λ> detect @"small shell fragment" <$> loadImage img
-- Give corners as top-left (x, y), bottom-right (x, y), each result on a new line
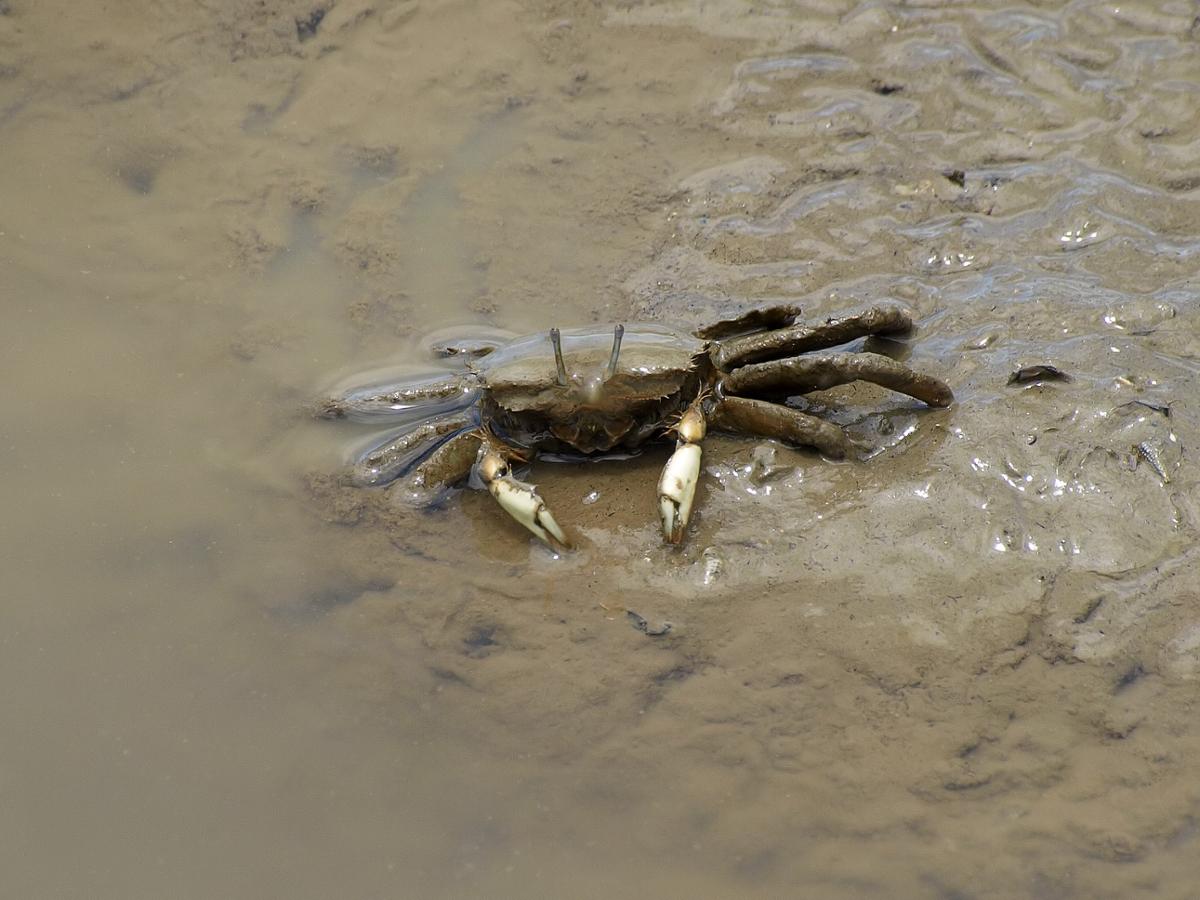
top-left (1114, 399), bottom-right (1170, 418)
top-left (701, 547), bottom-right (724, 585)
top-left (626, 610), bottom-right (673, 636)
top-left (1007, 365), bottom-right (1072, 386)
top-left (1133, 441), bottom-right (1173, 484)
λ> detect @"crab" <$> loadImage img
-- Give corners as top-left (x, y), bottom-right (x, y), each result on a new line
top-left (319, 303), bottom-right (953, 549)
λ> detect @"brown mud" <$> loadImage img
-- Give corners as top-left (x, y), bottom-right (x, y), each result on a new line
top-left (3, 1), bottom-right (1200, 897)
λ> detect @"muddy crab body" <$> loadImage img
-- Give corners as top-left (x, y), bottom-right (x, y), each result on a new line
top-left (320, 305), bottom-right (953, 548)
top-left (479, 324), bottom-right (709, 455)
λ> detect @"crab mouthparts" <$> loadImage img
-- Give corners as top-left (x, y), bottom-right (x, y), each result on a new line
top-left (580, 373), bottom-right (608, 403)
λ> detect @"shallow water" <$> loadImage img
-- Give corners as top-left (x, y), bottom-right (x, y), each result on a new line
top-left (4, 1), bottom-right (1200, 897)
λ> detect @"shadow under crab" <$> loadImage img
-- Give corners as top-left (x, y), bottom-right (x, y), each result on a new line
top-left (318, 304), bottom-right (953, 549)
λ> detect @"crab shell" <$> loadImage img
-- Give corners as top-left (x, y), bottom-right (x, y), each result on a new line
top-left (471, 324), bottom-right (712, 454)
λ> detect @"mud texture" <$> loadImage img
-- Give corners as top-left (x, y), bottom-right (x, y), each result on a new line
top-left (3, 2), bottom-right (1200, 899)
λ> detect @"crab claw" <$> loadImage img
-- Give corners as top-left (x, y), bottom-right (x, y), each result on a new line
top-left (489, 475), bottom-right (570, 549)
top-left (658, 443), bottom-right (702, 544)
top-left (477, 444), bottom-right (570, 550)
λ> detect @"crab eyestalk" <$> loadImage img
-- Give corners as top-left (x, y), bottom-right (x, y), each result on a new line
top-left (477, 444), bottom-right (570, 550)
top-left (549, 327), bottom-right (568, 386)
top-left (604, 324), bottom-right (625, 381)
top-left (658, 398), bottom-right (706, 544)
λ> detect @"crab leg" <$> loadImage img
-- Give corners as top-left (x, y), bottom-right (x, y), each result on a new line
top-left (714, 305), bottom-right (913, 370)
top-left (711, 395), bottom-right (850, 459)
top-left (351, 412), bottom-right (477, 486)
top-left (658, 398), bottom-right (707, 544)
top-left (694, 302), bottom-right (803, 340)
top-left (722, 352), bottom-right (954, 408)
top-left (710, 396), bottom-right (854, 460)
top-left (391, 429), bottom-right (484, 507)
top-left (476, 441), bottom-right (570, 550)
top-left (317, 372), bottom-right (480, 421)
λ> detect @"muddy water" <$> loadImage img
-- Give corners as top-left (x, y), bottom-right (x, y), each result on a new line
top-left (3, 1), bottom-right (1200, 897)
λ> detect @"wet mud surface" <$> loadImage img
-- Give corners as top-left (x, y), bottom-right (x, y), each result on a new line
top-left (3, 1), bottom-right (1200, 897)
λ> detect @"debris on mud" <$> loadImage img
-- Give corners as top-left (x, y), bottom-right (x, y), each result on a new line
top-left (626, 610), bottom-right (673, 637)
top-left (1007, 364), bottom-right (1072, 386)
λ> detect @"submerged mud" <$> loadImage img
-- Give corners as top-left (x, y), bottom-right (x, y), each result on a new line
top-left (3, 1), bottom-right (1200, 898)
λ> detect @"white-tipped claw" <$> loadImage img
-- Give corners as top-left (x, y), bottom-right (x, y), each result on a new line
top-left (489, 475), bottom-right (570, 549)
top-left (658, 443), bottom-right (702, 544)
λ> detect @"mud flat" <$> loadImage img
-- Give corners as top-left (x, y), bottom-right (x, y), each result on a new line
top-left (2, 2), bottom-right (1199, 897)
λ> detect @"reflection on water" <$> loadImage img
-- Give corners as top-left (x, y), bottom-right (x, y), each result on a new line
top-left (3, 1), bottom-right (1200, 897)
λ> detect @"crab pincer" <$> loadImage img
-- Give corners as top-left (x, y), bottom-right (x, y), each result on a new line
top-left (477, 442), bottom-right (571, 550)
top-left (658, 398), bottom-right (706, 544)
